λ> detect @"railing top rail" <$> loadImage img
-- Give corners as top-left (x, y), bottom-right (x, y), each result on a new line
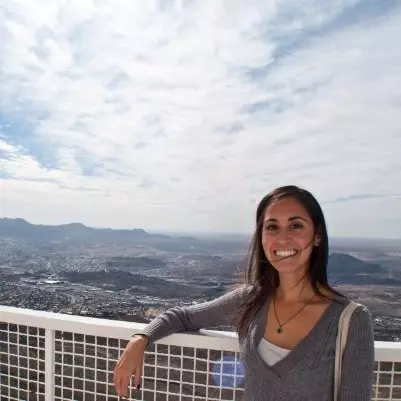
top-left (0, 305), bottom-right (239, 351)
top-left (1, 305), bottom-right (400, 359)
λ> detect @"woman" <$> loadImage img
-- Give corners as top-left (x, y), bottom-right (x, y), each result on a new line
top-left (113, 185), bottom-right (374, 400)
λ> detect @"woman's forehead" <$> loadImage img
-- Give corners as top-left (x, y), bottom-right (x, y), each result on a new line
top-left (264, 198), bottom-right (310, 219)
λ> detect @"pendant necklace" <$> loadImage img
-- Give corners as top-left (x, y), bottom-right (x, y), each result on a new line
top-left (273, 292), bottom-right (316, 334)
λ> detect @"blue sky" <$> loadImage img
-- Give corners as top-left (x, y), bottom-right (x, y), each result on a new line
top-left (1, 0), bottom-right (401, 238)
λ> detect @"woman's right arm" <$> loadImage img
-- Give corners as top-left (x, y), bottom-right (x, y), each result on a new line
top-left (113, 284), bottom-right (253, 397)
top-left (138, 284), bottom-right (253, 344)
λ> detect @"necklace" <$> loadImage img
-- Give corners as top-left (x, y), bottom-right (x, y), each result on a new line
top-left (273, 292), bottom-right (316, 334)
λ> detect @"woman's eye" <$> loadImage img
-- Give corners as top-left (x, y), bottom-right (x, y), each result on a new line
top-left (291, 222), bottom-right (304, 230)
top-left (265, 225), bottom-right (278, 231)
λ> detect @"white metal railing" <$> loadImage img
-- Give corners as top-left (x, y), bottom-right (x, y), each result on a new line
top-left (0, 305), bottom-right (400, 401)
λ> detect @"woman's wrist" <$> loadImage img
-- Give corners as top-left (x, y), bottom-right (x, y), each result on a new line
top-left (131, 333), bottom-right (149, 346)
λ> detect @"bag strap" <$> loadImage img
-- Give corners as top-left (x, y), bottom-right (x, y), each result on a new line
top-left (334, 301), bottom-right (361, 400)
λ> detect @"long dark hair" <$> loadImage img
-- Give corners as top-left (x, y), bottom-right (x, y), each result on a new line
top-left (235, 185), bottom-right (342, 340)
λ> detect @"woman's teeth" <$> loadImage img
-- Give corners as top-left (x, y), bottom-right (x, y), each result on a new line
top-left (274, 249), bottom-right (298, 257)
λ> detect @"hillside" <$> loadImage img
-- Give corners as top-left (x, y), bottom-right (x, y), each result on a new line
top-left (328, 252), bottom-right (400, 285)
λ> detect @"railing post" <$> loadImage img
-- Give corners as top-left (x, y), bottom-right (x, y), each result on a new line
top-left (45, 329), bottom-right (55, 401)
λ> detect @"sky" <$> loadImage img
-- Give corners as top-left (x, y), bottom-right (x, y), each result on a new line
top-left (0, 0), bottom-right (401, 239)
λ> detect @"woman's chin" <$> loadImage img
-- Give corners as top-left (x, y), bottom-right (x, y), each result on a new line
top-left (274, 266), bottom-right (299, 274)
top-left (269, 257), bottom-right (303, 273)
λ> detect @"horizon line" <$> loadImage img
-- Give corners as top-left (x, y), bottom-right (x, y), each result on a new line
top-left (1, 216), bottom-right (400, 242)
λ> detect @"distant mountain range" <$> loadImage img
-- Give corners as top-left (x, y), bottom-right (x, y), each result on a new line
top-left (0, 217), bottom-right (169, 243)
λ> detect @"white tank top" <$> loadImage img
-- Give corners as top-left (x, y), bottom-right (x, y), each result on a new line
top-left (257, 337), bottom-right (291, 366)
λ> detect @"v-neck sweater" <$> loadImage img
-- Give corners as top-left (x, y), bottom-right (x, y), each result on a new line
top-left (140, 285), bottom-right (374, 401)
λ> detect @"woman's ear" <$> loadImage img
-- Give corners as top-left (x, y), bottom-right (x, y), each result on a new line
top-left (314, 232), bottom-right (322, 246)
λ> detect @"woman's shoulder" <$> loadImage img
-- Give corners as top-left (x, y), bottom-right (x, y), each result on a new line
top-left (330, 293), bottom-right (373, 331)
top-left (229, 283), bottom-right (259, 299)
top-left (331, 292), bottom-right (370, 311)
top-left (317, 289), bottom-right (372, 327)
top-left (219, 283), bottom-right (259, 308)
top-left (347, 301), bottom-right (373, 329)
top-left (339, 300), bottom-right (375, 354)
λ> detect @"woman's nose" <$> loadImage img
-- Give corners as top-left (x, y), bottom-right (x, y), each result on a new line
top-left (275, 235), bottom-right (292, 244)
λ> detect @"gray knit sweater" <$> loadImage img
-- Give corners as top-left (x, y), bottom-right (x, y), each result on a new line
top-left (141, 285), bottom-right (374, 401)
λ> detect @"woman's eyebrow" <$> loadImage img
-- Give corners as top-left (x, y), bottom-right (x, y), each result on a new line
top-left (264, 216), bottom-right (308, 222)
top-left (288, 216), bottom-right (308, 222)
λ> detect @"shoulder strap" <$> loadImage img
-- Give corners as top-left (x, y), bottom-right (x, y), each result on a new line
top-left (334, 301), bottom-right (361, 400)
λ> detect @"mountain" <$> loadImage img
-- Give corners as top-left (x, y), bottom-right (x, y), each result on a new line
top-left (0, 217), bottom-right (167, 244)
top-left (328, 252), bottom-right (385, 274)
top-left (328, 252), bottom-right (401, 285)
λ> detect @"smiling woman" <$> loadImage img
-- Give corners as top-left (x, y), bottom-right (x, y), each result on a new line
top-left (113, 185), bottom-right (374, 401)
top-left (236, 186), bottom-right (339, 340)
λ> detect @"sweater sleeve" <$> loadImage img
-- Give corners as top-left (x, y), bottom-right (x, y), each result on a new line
top-left (137, 285), bottom-right (253, 345)
top-left (339, 305), bottom-right (375, 401)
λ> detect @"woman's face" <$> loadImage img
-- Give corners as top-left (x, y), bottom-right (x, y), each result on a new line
top-left (261, 197), bottom-right (320, 275)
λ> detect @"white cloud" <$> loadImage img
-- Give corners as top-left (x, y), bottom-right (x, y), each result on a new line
top-left (0, 0), bottom-right (400, 238)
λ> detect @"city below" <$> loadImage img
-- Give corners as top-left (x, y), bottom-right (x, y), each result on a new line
top-left (0, 217), bottom-right (400, 341)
